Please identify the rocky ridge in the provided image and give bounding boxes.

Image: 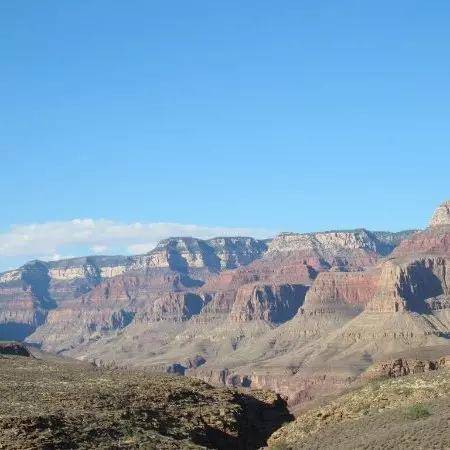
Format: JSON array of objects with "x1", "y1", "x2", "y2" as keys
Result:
[
  {"x1": 265, "y1": 229, "x2": 383, "y2": 269},
  {"x1": 429, "y1": 200, "x2": 450, "y2": 227},
  {"x1": 0, "y1": 350, "x2": 292, "y2": 449},
  {"x1": 130, "y1": 237, "x2": 268, "y2": 272},
  {"x1": 0, "y1": 237, "x2": 267, "y2": 342},
  {"x1": 364, "y1": 356, "x2": 449, "y2": 379},
  {"x1": 229, "y1": 283, "x2": 308, "y2": 323},
  {"x1": 268, "y1": 364, "x2": 450, "y2": 449}
]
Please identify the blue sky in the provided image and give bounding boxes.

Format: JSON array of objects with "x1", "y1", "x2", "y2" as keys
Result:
[{"x1": 0, "y1": 1, "x2": 449, "y2": 269}]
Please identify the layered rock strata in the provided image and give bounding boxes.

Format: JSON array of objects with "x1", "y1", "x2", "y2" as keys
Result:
[
  {"x1": 266, "y1": 230, "x2": 385, "y2": 269},
  {"x1": 364, "y1": 356, "x2": 449, "y2": 379},
  {"x1": 229, "y1": 283, "x2": 308, "y2": 323},
  {"x1": 130, "y1": 237, "x2": 268, "y2": 272},
  {"x1": 0, "y1": 219, "x2": 430, "y2": 407},
  {"x1": 430, "y1": 200, "x2": 450, "y2": 227}
]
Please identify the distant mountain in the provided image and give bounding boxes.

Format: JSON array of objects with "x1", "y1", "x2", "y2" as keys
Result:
[
  {"x1": 2, "y1": 210, "x2": 444, "y2": 409},
  {"x1": 0, "y1": 238, "x2": 267, "y2": 340}
]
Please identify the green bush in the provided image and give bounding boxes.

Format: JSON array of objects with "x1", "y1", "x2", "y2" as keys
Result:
[
  {"x1": 270, "y1": 440, "x2": 291, "y2": 450},
  {"x1": 403, "y1": 404, "x2": 431, "y2": 420}
]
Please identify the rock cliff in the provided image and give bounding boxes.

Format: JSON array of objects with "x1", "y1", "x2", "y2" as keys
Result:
[
  {"x1": 430, "y1": 200, "x2": 450, "y2": 227},
  {"x1": 229, "y1": 283, "x2": 308, "y2": 323},
  {"x1": 1, "y1": 237, "x2": 267, "y2": 344},
  {"x1": 266, "y1": 229, "x2": 384, "y2": 269},
  {"x1": 0, "y1": 261, "x2": 55, "y2": 340},
  {"x1": 392, "y1": 226, "x2": 450, "y2": 256},
  {"x1": 391, "y1": 201, "x2": 450, "y2": 256},
  {"x1": 367, "y1": 256, "x2": 450, "y2": 313},
  {"x1": 372, "y1": 230, "x2": 419, "y2": 248},
  {"x1": 303, "y1": 271, "x2": 380, "y2": 309},
  {"x1": 130, "y1": 237, "x2": 267, "y2": 272},
  {"x1": 0, "y1": 256, "x2": 133, "y2": 304},
  {"x1": 364, "y1": 356, "x2": 449, "y2": 379}
]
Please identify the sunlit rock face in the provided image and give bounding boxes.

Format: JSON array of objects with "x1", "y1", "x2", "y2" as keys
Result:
[
  {"x1": 130, "y1": 237, "x2": 268, "y2": 272},
  {"x1": 266, "y1": 230, "x2": 384, "y2": 270},
  {"x1": 229, "y1": 283, "x2": 308, "y2": 323},
  {"x1": 0, "y1": 236, "x2": 267, "y2": 348},
  {"x1": 430, "y1": 200, "x2": 450, "y2": 227},
  {"x1": 392, "y1": 202, "x2": 450, "y2": 257}
]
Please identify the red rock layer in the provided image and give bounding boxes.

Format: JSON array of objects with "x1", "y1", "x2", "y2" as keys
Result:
[
  {"x1": 136, "y1": 292, "x2": 211, "y2": 322},
  {"x1": 229, "y1": 283, "x2": 308, "y2": 323},
  {"x1": 82, "y1": 269, "x2": 206, "y2": 307},
  {"x1": 192, "y1": 291, "x2": 236, "y2": 324},
  {"x1": 302, "y1": 271, "x2": 380, "y2": 310},
  {"x1": 202, "y1": 259, "x2": 317, "y2": 293},
  {"x1": 392, "y1": 227, "x2": 450, "y2": 257},
  {"x1": 367, "y1": 256, "x2": 450, "y2": 313}
]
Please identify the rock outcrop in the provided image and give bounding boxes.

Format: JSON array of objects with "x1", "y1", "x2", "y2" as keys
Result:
[
  {"x1": 268, "y1": 364, "x2": 450, "y2": 449},
  {"x1": 130, "y1": 237, "x2": 268, "y2": 272},
  {"x1": 430, "y1": 200, "x2": 450, "y2": 227},
  {"x1": 47, "y1": 256, "x2": 133, "y2": 302},
  {"x1": 0, "y1": 257, "x2": 136, "y2": 341},
  {"x1": 372, "y1": 230, "x2": 420, "y2": 252},
  {"x1": 196, "y1": 228, "x2": 406, "y2": 322},
  {"x1": 365, "y1": 356, "x2": 449, "y2": 379},
  {"x1": 0, "y1": 342, "x2": 32, "y2": 357},
  {"x1": 2, "y1": 237, "x2": 267, "y2": 345},
  {"x1": 266, "y1": 229, "x2": 385, "y2": 269},
  {"x1": 0, "y1": 261, "x2": 55, "y2": 340},
  {"x1": 0, "y1": 257, "x2": 133, "y2": 308},
  {"x1": 229, "y1": 283, "x2": 308, "y2": 323},
  {"x1": 367, "y1": 256, "x2": 450, "y2": 313},
  {"x1": 392, "y1": 226, "x2": 450, "y2": 256},
  {"x1": 177, "y1": 207, "x2": 450, "y2": 405},
  {"x1": 136, "y1": 292, "x2": 212, "y2": 322},
  {"x1": 392, "y1": 201, "x2": 450, "y2": 256},
  {"x1": 303, "y1": 271, "x2": 380, "y2": 309}
]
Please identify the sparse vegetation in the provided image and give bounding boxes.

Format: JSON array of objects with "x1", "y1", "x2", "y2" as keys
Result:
[
  {"x1": 269, "y1": 368, "x2": 450, "y2": 449},
  {"x1": 0, "y1": 354, "x2": 292, "y2": 449},
  {"x1": 403, "y1": 403, "x2": 431, "y2": 420},
  {"x1": 269, "y1": 440, "x2": 291, "y2": 450}
]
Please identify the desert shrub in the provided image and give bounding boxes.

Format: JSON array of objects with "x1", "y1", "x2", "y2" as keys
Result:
[
  {"x1": 270, "y1": 440, "x2": 291, "y2": 450},
  {"x1": 301, "y1": 421, "x2": 315, "y2": 433},
  {"x1": 403, "y1": 403, "x2": 431, "y2": 420}
]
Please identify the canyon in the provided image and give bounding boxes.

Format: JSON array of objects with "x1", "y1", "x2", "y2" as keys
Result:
[{"x1": 1, "y1": 201, "x2": 450, "y2": 406}]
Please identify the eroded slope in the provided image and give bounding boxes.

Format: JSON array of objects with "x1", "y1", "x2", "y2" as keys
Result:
[
  {"x1": 269, "y1": 363, "x2": 450, "y2": 449},
  {"x1": 0, "y1": 351, "x2": 291, "y2": 450}
]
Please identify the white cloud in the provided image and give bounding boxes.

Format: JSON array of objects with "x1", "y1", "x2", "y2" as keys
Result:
[
  {"x1": 36, "y1": 254, "x2": 75, "y2": 262},
  {"x1": 39, "y1": 253, "x2": 63, "y2": 261},
  {"x1": 0, "y1": 219, "x2": 273, "y2": 259},
  {"x1": 126, "y1": 243, "x2": 155, "y2": 254},
  {"x1": 90, "y1": 245, "x2": 110, "y2": 254}
]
